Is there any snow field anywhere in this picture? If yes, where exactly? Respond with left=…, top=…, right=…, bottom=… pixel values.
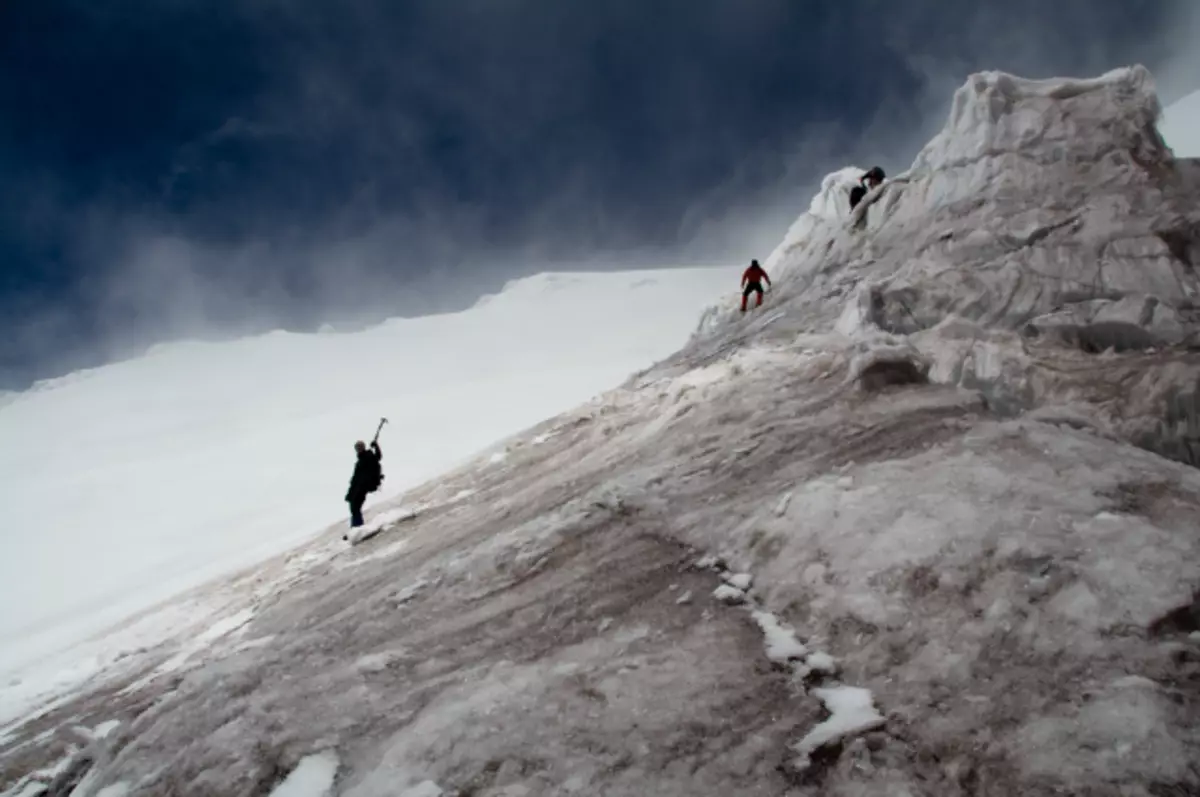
left=0, top=266, right=730, bottom=698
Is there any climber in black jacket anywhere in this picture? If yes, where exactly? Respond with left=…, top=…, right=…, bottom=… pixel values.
left=345, top=440, right=383, bottom=528
left=849, top=166, right=886, bottom=211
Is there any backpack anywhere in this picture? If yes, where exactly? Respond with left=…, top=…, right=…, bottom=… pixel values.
left=849, top=184, right=866, bottom=210
left=363, top=455, right=383, bottom=493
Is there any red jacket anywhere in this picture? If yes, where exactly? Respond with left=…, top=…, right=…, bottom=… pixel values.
left=742, top=263, right=770, bottom=286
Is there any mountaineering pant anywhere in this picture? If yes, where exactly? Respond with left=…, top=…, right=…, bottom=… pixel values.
left=741, top=281, right=764, bottom=311
left=348, top=494, right=365, bottom=528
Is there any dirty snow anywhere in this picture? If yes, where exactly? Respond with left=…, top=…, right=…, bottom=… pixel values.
left=118, top=608, right=255, bottom=695
left=335, top=538, right=410, bottom=570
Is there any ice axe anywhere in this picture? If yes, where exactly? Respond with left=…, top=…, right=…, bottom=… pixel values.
left=372, top=417, right=388, bottom=444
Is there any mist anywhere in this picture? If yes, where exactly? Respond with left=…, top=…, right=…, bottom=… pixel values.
left=2, top=0, right=1197, bottom=390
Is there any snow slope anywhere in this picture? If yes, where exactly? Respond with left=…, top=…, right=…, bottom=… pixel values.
left=1162, top=87, right=1200, bottom=156
left=0, top=268, right=730, bottom=679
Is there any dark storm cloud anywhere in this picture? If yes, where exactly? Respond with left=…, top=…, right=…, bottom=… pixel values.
left=0, top=0, right=1194, bottom=388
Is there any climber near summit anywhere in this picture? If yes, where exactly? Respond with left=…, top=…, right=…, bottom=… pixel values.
left=741, top=259, right=771, bottom=312
left=848, top=165, right=886, bottom=211
left=345, top=425, right=385, bottom=528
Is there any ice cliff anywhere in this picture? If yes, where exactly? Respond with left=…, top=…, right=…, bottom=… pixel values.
left=3, top=66, right=1199, bottom=797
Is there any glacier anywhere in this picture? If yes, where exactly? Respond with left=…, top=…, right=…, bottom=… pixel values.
left=2, top=66, right=1200, bottom=796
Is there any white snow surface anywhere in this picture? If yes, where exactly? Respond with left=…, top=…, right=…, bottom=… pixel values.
left=791, top=686, right=886, bottom=770
left=750, top=610, right=808, bottom=664
left=1162, top=87, right=1200, bottom=157
left=268, top=751, right=339, bottom=797
left=0, top=267, right=728, bottom=680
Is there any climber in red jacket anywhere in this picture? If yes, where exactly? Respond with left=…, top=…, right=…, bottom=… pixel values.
left=741, top=259, right=771, bottom=311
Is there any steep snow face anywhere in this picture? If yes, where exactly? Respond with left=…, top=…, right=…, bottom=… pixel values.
left=0, top=267, right=730, bottom=681
left=1162, top=88, right=1200, bottom=157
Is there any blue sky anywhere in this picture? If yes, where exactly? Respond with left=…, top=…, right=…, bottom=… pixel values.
left=1, top=0, right=1195, bottom=389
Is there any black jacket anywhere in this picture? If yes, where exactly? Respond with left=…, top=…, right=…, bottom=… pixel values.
left=346, top=442, right=382, bottom=502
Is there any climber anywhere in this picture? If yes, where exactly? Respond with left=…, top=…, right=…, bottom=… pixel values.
left=848, top=166, right=887, bottom=211
left=345, top=439, right=383, bottom=528
left=741, top=259, right=771, bottom=312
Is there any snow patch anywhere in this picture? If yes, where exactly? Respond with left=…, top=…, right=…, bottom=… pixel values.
left=345, top=507, right=419, bottom=545
left=791, top=686, right=887, bottom=771
left=33, top=752, right=76, bottom=781
left=488, top=451, right=508, bottom=464
left=399, top=782, right=443, bottom=797
left=750, top=610, right=808, bottom=664
left=723, top=572, right=753, bottom=591
left=804, top=651, right=839, bottom=675
left=268, top=750, right=339, bottom=797
left=712, top=585, right=745, bottom=604
left=674, top=590, right=693, bottom=605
